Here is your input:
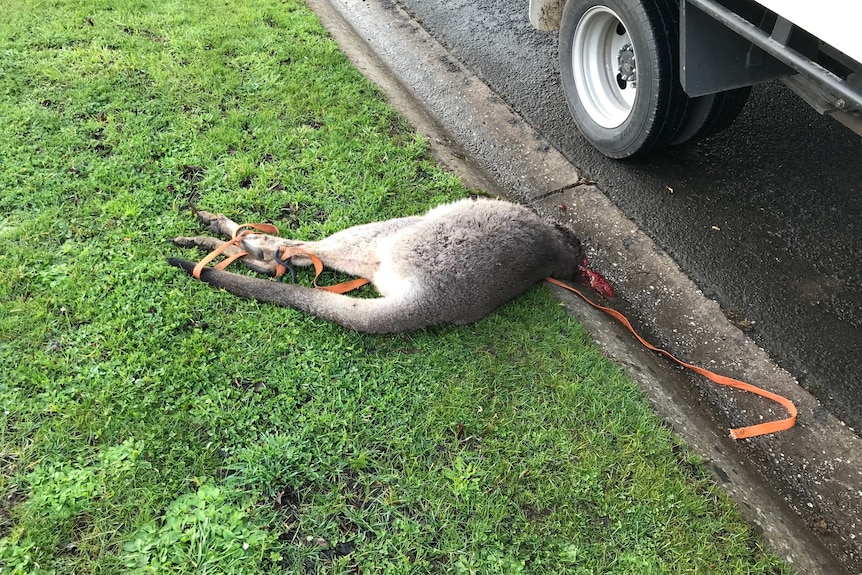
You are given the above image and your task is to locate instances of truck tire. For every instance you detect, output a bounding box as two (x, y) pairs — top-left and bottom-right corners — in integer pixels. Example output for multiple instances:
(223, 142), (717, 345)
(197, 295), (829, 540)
(672, 87), (751, 145)
(559, 0), (690, 158)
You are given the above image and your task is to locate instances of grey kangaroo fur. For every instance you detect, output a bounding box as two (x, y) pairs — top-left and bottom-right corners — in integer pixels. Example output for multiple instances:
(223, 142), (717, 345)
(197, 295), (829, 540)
(168, 198), (586, 333)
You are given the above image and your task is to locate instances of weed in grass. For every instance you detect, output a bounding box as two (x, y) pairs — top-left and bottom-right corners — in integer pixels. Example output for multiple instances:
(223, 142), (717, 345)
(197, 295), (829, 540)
(120, 482), (277, 574)
(0, 0), (791, 573)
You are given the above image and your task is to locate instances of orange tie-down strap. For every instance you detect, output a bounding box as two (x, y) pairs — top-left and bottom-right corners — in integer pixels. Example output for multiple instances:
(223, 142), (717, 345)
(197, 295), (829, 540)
(191, 223), (369, 294)
(546, 277), (797, 439)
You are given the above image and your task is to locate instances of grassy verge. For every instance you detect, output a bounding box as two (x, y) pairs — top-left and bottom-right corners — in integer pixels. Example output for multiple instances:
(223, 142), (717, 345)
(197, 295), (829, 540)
(0, 0), (789, 573)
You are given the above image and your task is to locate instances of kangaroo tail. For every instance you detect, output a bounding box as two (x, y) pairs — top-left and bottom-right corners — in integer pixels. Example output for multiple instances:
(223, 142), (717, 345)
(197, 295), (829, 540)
(168, 258), (426, 334)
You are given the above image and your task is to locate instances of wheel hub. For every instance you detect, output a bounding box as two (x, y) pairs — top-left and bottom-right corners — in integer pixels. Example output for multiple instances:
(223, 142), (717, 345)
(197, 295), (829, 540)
(617, 44), (636, 84)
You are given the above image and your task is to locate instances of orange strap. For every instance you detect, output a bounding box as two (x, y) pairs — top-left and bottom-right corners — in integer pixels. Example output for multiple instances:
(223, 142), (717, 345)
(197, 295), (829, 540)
(192, 223), (369, 294)
(547, 277), (797, 439)
(192, 222), (279, 279)
(272, 245), (370, 294)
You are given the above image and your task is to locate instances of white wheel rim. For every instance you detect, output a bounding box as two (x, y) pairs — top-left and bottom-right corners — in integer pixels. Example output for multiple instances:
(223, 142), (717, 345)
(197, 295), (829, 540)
(571, 6), (637, 129)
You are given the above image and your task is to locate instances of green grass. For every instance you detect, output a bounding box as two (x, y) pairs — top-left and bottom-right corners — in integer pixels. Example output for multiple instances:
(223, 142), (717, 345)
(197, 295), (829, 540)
(0, 0), (790, 573)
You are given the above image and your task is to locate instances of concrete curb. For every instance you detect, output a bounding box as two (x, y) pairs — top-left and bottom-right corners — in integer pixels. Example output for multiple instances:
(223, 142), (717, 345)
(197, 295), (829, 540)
(305, 0), (862, 572)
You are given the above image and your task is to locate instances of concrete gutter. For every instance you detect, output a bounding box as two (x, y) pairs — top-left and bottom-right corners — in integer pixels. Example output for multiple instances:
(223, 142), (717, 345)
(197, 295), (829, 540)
(305, 0), (862, 572)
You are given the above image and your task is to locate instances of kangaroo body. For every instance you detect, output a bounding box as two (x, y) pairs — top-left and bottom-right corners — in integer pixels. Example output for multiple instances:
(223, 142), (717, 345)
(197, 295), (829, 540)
(169, 198), (587, 333)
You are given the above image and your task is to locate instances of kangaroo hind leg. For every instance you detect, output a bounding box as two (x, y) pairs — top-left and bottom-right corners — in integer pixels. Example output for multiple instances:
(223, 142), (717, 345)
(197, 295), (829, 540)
(173, 210), (422, 282)
(167, 260), (431, 333)
(288, 216), (423, 279)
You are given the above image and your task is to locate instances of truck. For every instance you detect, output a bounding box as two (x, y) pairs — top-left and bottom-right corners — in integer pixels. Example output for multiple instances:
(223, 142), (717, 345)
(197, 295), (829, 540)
(528, 0), (862, 158)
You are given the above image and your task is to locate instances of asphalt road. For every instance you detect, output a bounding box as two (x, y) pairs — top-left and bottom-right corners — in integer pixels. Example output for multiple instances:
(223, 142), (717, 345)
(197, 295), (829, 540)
(395, 0), (862, 433)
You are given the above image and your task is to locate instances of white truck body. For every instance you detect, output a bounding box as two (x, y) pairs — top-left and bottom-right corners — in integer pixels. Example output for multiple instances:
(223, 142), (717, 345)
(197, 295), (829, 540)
(754, 0), (862, 63)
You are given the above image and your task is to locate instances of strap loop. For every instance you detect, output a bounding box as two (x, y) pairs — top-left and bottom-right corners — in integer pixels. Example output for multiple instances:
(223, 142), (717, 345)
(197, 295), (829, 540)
(191, 222), (369, 294)
(272, 246), (370, 293)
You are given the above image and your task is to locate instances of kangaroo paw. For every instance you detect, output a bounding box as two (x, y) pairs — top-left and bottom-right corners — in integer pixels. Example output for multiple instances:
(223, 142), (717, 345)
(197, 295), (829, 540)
(172, 235), (231, 252)
(196, 211), (243, 237)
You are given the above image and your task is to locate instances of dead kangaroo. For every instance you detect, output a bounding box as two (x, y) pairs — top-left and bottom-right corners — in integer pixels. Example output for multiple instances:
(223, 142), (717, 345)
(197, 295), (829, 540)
(168, 198), (612, 333)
